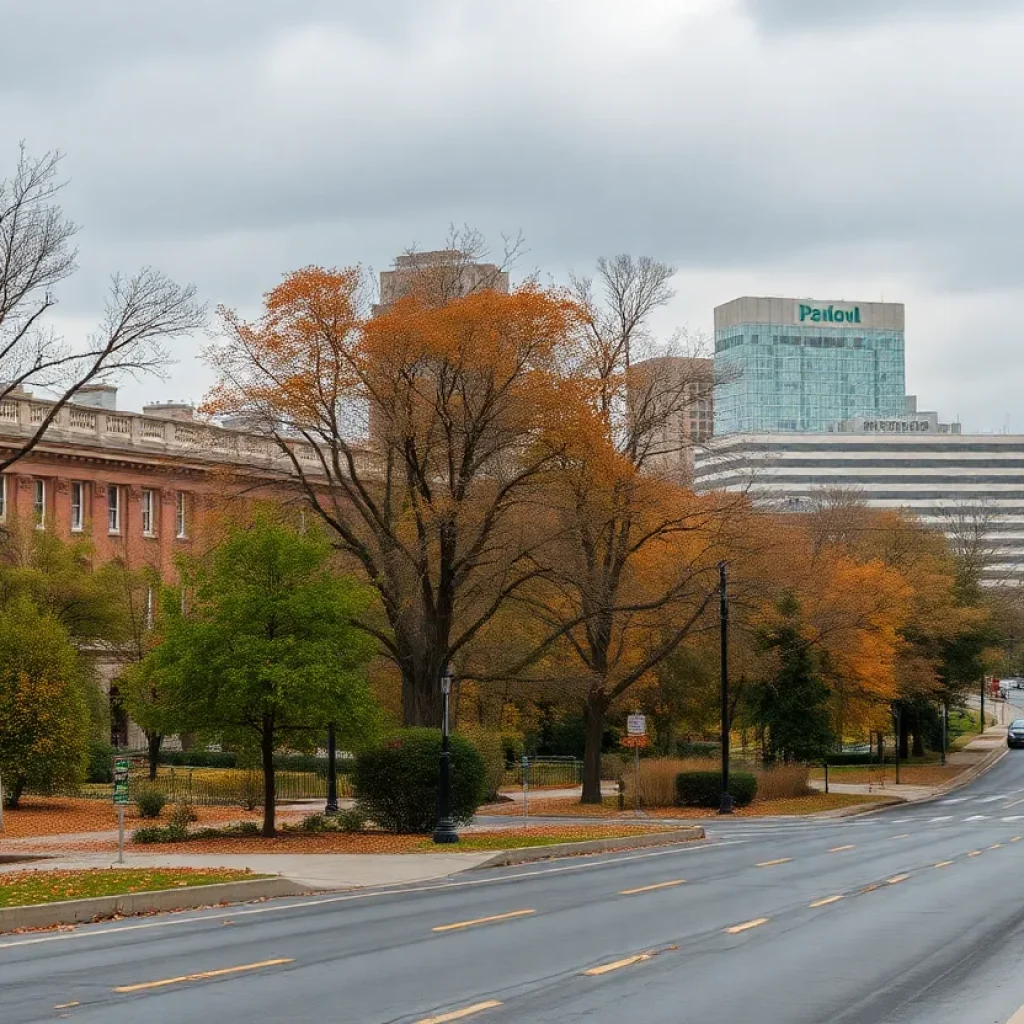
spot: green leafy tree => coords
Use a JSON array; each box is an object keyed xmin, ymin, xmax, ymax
[
  {"xmin": 136, "ymin": 517, "xmax": 379, "ymax": 836},
  {"xmin": 0, "ymin": 597, "xmax": 87, "ymax": 808},
  {"xmin": 752, "ymin": 596, "xmax": 835, "ymax": 763}
]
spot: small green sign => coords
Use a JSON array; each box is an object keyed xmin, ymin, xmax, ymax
[{"xmin": 112, "ymin": 757, "xmax": 131, "ymax": 806}]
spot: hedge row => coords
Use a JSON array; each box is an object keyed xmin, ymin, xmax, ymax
[{"xmin": 675, "ymin": 770, "xmax": 757, "ymax": 808}]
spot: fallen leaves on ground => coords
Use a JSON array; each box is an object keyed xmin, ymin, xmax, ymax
[
  {"xmin": 0, "ymin": 868, "xmax": 260, "ymax": 908},
  {"xmin": 2, "ymin": 824, "xmax": 679, "ymax": 856},
  {"xmin": 807, "ymin": 765, "xmax": 962, "ymax": 786},
  {"xmin": 478, "ymin": 793, "xmax": 883, "ymax": 818},
  {"xmin": 0, "ymin": 797, "xmax": 297, "ymax": 839}
]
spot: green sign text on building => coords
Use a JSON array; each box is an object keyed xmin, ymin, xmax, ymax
[{"xmin": 799, "ymin": 304, "xmax": 861, "ymax": 324}]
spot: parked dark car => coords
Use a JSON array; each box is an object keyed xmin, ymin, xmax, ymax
[{"xmin": 1008, "ymin": 720, "xmax": 1024, "ymax": 748}]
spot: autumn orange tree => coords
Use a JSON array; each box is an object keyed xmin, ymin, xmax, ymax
[
  {"xmin": 469, "ymin": 256, "xmax": 737, "ymax": 802},
  {"xmin": 205, "ymin": 243, "xmax": 586, "ymax": 727}
]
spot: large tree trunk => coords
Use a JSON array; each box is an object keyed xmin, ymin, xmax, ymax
[
  {"xmin": 401, "ymin": 661, "xmax": 445, "ymax": 727},
  {"xmin": 146, "ymin": 732, "xmax": 162, "ymax": 782},
  {"xmin": 898, "ymin": 712, "xmax": 910, "ymax": 760},
  {"xmin": 260, "ymin": 719, "xmax": 276, "ymax": 838},
  {"xmin": 581, "ymin": 690, "xmax": 609, "ymax": 804},
  {"xmin": 3, "ymin": 774, "xmax": 26, "ymax": 810},
  {"xmin": 911, "ymin": 722, "xmax": 925, "ymax": 758}
]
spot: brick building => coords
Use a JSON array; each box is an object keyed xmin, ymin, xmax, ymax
[{"xmin": 0, "ymin": 384, "xmax": 314, "ymax": 747}]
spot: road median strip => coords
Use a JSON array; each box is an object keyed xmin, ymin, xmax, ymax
[
  {"xmin": 470, "ymin": 826, "xmax": 704, "ymax": 869},
  {"xmin": 0, "ymin": 877, "xmax": 310, "ymax": 934}
]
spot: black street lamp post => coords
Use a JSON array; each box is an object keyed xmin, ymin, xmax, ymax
[
  {"xmin": 719, "ymin": 561, "xmax": 733, "ymax": 815},
  {"xmin": 325, "ymin": 721, "xmax": 338, "ymax": 815},
  {"xmin": 433, "ymin": 663, "xmax": 459, "ymax": 844}
]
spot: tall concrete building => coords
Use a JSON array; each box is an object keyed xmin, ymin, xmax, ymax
[
  {"xmin": 631, "ymin": 355, "xmax": 714, "ymax": 482},
  {"xmin": 374, "ymin": 251, "xmax": 509, "ymax": 315},
  {"xmin": 714, "ymin": 296, "xmax": 906, "ymax": 435}
]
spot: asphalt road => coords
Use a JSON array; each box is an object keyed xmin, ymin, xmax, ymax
[{"xmin": 7, "ymin": 752, "xmax": 1024, "ymax": 1023}]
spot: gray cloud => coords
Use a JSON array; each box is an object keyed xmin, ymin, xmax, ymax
[
  {"xmin": 741, "ymin": 0, "xmax": 1022, "ymax": 31},
  {"xmin": 2, "ymin": 0, "xmax": 1024, "ymax": 429}
]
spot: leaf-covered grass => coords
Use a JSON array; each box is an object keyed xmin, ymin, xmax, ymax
[
  {"xmin": 0, "ymin": 868, "xmax": 264, "ymax": 908},
  {"xmin": 417, "ymin": 825, "xmax": 676, "ymax": 852}
]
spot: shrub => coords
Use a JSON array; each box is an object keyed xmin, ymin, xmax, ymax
[
  {"xmin": 353, "ymin": 728, "xmax": 486, "ymax": 833},
  {"xmin": 624, "ymin": 758, "xmax": 733, "ymax": 808},
  {"xmin": 754, "ymin": 764, "xmax": 811, "ymax": 800},
  {"xmin": 167, "ymin": 802, "xmax": 197, "ymax": 831},
  {"xmin": 87, "ymin": 741, "xmax": 116, "ymax": 784},
  {"xmin": 501, "ymin": 732, "xmax": 525, "ymax": 767},
  {"xmin": 132, "ymin": 820, "xmax": 188, "ymax": 844},
  {"xmin": 190, "ymin": 821, "xmax": 260, "ymax": 839},
  {"xmin": 135, "ymin": 786, "xmax": 167, "ymax": 819},
  {"xmin": 675, "ymin": 770, "xmax": 757, "ymax": 808},
  {"xmin": 157, "ymin": 750, "xmax": 239, "ymax": 769},
  {"xmin": 462, "ymin": 729, "xmax": 505, "ymax": 802},
  {"xmin": 336, "ymin": 807, "xmax": 366, "ymax": 832},
  {"xmin": 823, "ymin": 752, "xmax": 893, "ymax": 766}
]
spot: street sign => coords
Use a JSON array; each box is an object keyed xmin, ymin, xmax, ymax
[
  {"xmin": 620, "ymin": 734, "xmax": 649, "ymax": 749},
  {"xmin": 112, "ymin": 757, "xmax": 131, "ymax": 806},
  {"xmin": 626, "ymin": 714, "xmax": 647, "ymax": 736}
]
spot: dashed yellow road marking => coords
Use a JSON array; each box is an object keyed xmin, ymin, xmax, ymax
[
  {"xmin": 619, "ymin": 880, "xmax": 685, "ymax": 895},
  {"xmin": 755, "ymin": 858, "xmax": 791, "ymax": 868},
  {"xmin": 582, "ymin": 954, "xmax": 652, "ymax": 976},
  {"xmin": 891, "ymin": 834, "xmax": 910, "ymax": 840},
  {"xmin": 887, "ymin": 874, "xmax": 910, "ymax": 885},
  {"xmin": 935, "ymin": 860, "xmax": 954, "ymax": 868},
  {"xmin": 990, "ymin": 843, "xmax": 1004, "ymax": 850},
  {"xmin": 433, "ymin": 910, "xmax": 535, "ymax": 932},
  {"xmin": 724, "ymin": 917, "xmax": 770, "ymax": 934},
  {"xmin": 416, "ymin": 1001, "xmax": 503, "ymax": 1024},
  {"xmin": 1012, "ymin": 836, "xmax": 1023, "ymax": 843},
  {"xmin": 809, "ymin": 895, "xmax": 845, "ymax": 908},
  {"xmin": 112, "ymin": 958, "xmax": 293, "ymax": 993},
  {"xmin": 860, "ymin": 883, "xmax": 881, "ymax": 893},
  {"xmin": 967, "ymin": 850, "xmax": 983, "ymax": 857},
  {"xmin": 829, "ymin": 844, "xmax": 855, "ymax": 853},
  {"xmin": 54, "ymin": 1003, "xmax": 79, "ymax": 1010}
]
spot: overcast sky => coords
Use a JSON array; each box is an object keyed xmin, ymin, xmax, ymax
[{"xmin": 2, "ymin": 0, "xmax": 1022, "ymax": 430}]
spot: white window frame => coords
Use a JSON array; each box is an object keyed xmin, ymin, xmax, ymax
[
  {"xmin": 70, "ymin": 481, "xmax": 84, "ymax": 532},
  {"xmin": 107, "ymin": 484, "xmax": 121, "ymax": 534},
  {"xmin": 141, "ymin": 488, "xmax": 155, "ymax": 537},
  {"xmin": 176, "ymin": 491, "xmax": 188, "ymax": 539},
  {"xmin": 0, "ymin": 475, "xmax": 7, "ymax": 522},
  {"xmin": 33, "ymin": 479, "xmax": 45, "ymax": 529}
]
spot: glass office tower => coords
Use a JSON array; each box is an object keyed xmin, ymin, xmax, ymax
[{"xmin": 713, "ymin": 296, "xmax": 906, "ymax": 434}]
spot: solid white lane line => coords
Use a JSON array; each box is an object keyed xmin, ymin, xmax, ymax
[
  {"xmin": 938, "ymin": 798, "xmax": 968, "ymax": 805},
  {"xmin": 1003, "ymin": 816, "xmax": 1024, "ymax": 822}
]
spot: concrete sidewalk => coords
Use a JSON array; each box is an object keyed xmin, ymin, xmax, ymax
[
  {"xmin": 0, "ymin": 850, "xmax": 495, "ymax": 889},
  {"xmin": 807, "ymin": 718, "xmax": 1010, "ymax": 803}
]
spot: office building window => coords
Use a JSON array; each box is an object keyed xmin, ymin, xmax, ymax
[
  {"xmin": 107, "ymin": 484, "xmax": 120, "ymax": 533},
  {"xmin": 141, "ymin": 489, "xmax": 155, "ymax": 536},
  {"xmin": 71, "ymin": 482, "xmax": 84, "ymax": 532},
  {"xmin": 176, "ymin": 491, "xmax": 188, "ymax": 539},
  {"xmin": 33, "ymin": 479, "xmax": 45, "ymax": 528}
]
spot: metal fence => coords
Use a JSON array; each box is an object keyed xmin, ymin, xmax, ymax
[
  {"xmin": 503, "ymin": 756, "xmax": 583, "ymax": 789},
  {"xmin": 73, "ymin": 767, "xmax": 353, "ymax": 806}
]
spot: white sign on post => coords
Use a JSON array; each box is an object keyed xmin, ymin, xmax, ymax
[{"xmin": 627, "ymin": 714, "xmax": 647, "ymax": 736}]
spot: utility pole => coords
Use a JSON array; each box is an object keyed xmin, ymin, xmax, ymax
[
  {"xmin": 719, "ymin": 561, "xmax": 733, "ymax": 815},
  {"xmin": 980, "ymin": 676, "xmax": 986, "ymax": 733}
]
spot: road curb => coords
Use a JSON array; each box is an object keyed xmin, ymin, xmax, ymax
[
  {"xmin": 470, "ymin": 827, "xmax": 705, "ymax": 869},
  {"xmin": 0, "ymin": 877, "xmax": 311, "ymax": 934}
]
